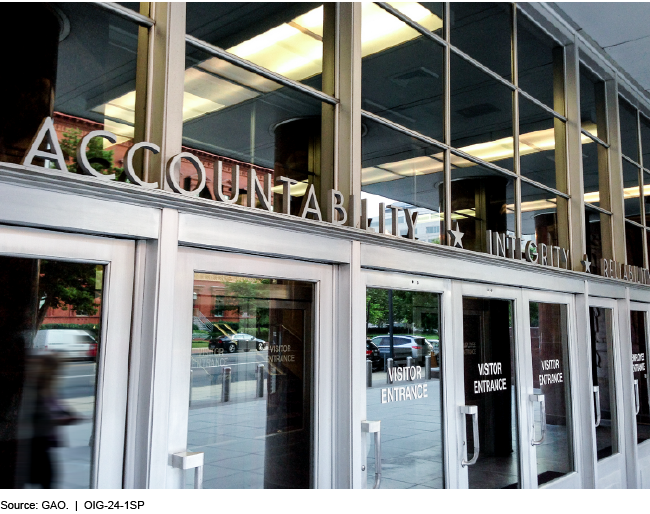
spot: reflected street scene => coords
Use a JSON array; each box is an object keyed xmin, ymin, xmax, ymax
[
  {"xmin": 187, "ymin": 273, "xmax": 314, "ymax": 488},
  {"xmin": 0, "ymin": 257, "xmax": 103, "ymax": 488},
  {"xmin": 365, "ymin": 288, "xmax": 443, "ymax": 489}
]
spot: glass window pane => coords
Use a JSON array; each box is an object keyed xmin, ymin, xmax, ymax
[
  {"xmin": 641, "ymin": 115, "xmax": 650, "ymax": 169},
  {"xmin": 582, "ymin": 138, "xmax": 607, "ymax": 209},
  {"xmin": 451, "ymin": 155, "xmax": 515, "ymax": 252},
  {"xmin": 450, "ymin": 3, "xmax": 512, "ymax": 81},
  {"xmin": 1, "ymin": 257, "xmax": 104, "ymax": 488},
  {"xmin": 589, "ymin": 307, "xmax": 618, "ymax": 460},
  {"xmin": 517, "ymin": 13, "xmax": 563, "ymax": 110},
  {"xmin": 186, "ymin": 3, "xmax": 324, "ymax": 91},
  {"xmin": 630, "ymin": 311, "xmax": 650, "ymax": 444},
  {"xmin": 585, "ymin": 207, "xmax": 608, "ymax": 276},
  {"xmin": 182, "ymin": 48, "xmax": 325, "ymax": 211},
  {"xmin": 519, "ymin": 94, "xmax": 563, "ymax": 190},
  {"xmin": 579, "ymin": 64, "xmax": 606, "ymax": 140},
  {"xmin": 463, "ymin": 298, "xmax": 519, "ymax": 488},
  {"xmin": 366, "ymin": 288, "xmax": 443, "ymax": 489},
  {"xmin": 361, "ymin": 118, "xmax": 444, "ymax": 243},
  {"xmin": 521, "ymin": 182, "xmax": 559, "ymax": 249},
  {"xmin": 451, "ymin": 54, "xmax": 514, "ymax": 171},
  {"xmin": 0, "ymin": 4, "xmax": 140, "ymax": 176},
  {"xmin": 626, "ymin": 221, "xmax": 644, "ymax": 268},
  {"xmin": 529, "ymin": 302, "xmax": 574, "ymax": 484},
  {"xmin": 188, "ymin": 273, "xmax": 314, "ymax": 488},
  {"xmin": 622, "ymin": 160, "xmax": 641, "ymax": 222},
  {"xmin": 619, "ymin": 97, "xmax": 639, "ymax": 162},
  {"xmin": 361, "ymin": 8, "xmax": 444, "ymax": 142}
]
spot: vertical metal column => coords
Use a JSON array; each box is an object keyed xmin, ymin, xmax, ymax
[
  {"xmin": 388, "ymin": 289, "xmax": 394, "ymax": 360},
  {"xmin": 425, "ymin": 355, "xmax": 431, "ymax": 380},
  {"xmin": 222, "ymin": 366, "xmax": 231, "ymax": 402}
]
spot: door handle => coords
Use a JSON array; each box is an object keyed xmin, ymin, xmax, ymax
[
  {"xmin": 362, "ymin": 420, "xmax": 381, "ymax": 489},
  {"xmin": 459, "ymin": 405, "xmax": 479, "ymax": 466},
  {"xmin": 634, "ymin": 379, "xmax": 640, "ymax": 415},
  {"xmin": 172, "ymin": 451, "xmax": 204, "ymax": 489},
  {"xmin": 530, "ymin": 394, "xmax": 546, "ymax": 446},
  {"xmin": 593, "ymin": 386, "xmax": 601, "ymax": 427}
]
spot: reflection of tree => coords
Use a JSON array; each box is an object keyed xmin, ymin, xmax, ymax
[
  {"xmin": 59, "ymin": 128, "xmax": 124, "ymax": 179},
  {"xmin": 366, "ymin": 288, "xmax": 439, "ymax": 333},
  {"xmin": 218, "ymin": 278, "xmax": 272, "ymax": 338},
  {"xmin": 35, "ymin": 261, "xmax": 99, "ymax": 333}
]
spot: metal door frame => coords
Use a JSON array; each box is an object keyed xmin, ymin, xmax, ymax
[
  {"xmin": 0, "ymin": 224, "xmax": 135, "ymax": 488},
  {"xmin": 159, "ymin": 246, "xmax": 334, "ymax": 488},
  {"xmin": 587, "ymin": 297, "xmax": 628, "ymax": 488}
]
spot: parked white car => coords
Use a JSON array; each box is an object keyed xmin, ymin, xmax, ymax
[{"xmin": 33, "ymin": 329, "xmax": 98, "ymax": 361}]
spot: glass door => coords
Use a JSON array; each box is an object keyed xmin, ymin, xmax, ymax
[
  {"xmin": 453, "ymin": 283, "xmax": 580, "ymax": 489},
  {"xmin": 587, "ymin": 299, "xmax": 626, "ymax": 488},
  {"xmin": 363, "ymin": 285, "xmax": 444, "ymax": 489},
  {"xmin": 0, "ymin": 226, "xmax": 134, "ymax": 488},
  {"xmin": 165, "ymin": 247, "xmax": 333, "ymax": 489}
]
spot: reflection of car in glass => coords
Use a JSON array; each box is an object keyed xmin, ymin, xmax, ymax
[
  {"xmin": 33, "ymin": 329, "xmax": 98, "ymax": 361},
  {"xmin": 209, "ymin": 333, "xmax": 267, "ymax": 353},
  {"xmin": 366, "ymin": 340, "xmax": 383, "ymax": 371},
  {"xmin": 371, "ymin": 335, "xmax": 431, "ymax": 365}
]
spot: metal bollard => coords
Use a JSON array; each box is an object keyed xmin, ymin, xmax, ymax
[
  {"xmin": 386, "ymin": 358, "xmax": 394, "ymax": 384},
  {"xmin": 256, "ymin": 364, "xmax": 264, "ymax": 398},
  {"xmin": 271, "ymin": 370, "xmax": 277, "ymax": 394},
  {"xmin": 406, "ymin": 356, "xmax": 413, "ymax": 380},
  {"xmin": 425, "ymin": 355, "xmax": 431, "ymax": 380},
  {"xmin": 366, "ymin": 359, "xmax": 373, "ymax": 388},
  {"xmin": 222, "ymin": 366, "xmax": 231, "ymax": 402}
]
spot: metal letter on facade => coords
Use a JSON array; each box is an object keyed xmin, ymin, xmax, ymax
[
  {"xmin": 378, "ymin": 202, "xmax": 386, "ymax": 234},
  {"xmin": 277, "ymin": 176, "xmax": 298, "ymax": 214},
  {"xmin": 326, "ymin": 189, "xmax": 348, "ymax": 225},
  {"xmin": 166, "ymin": 152, "xmax": 206, "ymax": 197},
  {"xmin": 389, "ymin": 205, "xmax": 402, "ymax": 236},
  {"xmin": 124, "ymin": 142, "xmax": 160, "ymax": 188},
  {"xmin": 77, "ymin": 130, "xmax": 118, "ymax": 179},
  {"xmin": 247, "ymin": 168, "xmax": 272, "ymax": 211},
  {"xmin": 22, "ymin": 116, "xmax": 68, "ymax": 172},
  {"xmin": 404, "ymin": 208, "xmax": 418, "ymax": 239},
  {"xmin": 298, "ymin": 183, "xmax": 322, "ymax": 221},
  {"xmin": 525, "ymin": 241, "xmax": 538, "ymax": 263},
  {"xmin": 214, "ymin": 161, "xmax": 240, "ymax": 203}
]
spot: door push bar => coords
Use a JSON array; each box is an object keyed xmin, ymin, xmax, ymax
[
  {"xmin": 530, "ymin": 394, "xmax": 546, "ymax": 446},
  {"xmin": 593, "ymin": 386, "xmax": 601, "ymax": 427},
  {"xmin": 459, "ymin": 405, "xmax": 479, "ymax": 466},
  {"xmin": 172, "ymin": 451, "xmax": 205, "ymax": 489},
  {"xmin": 362, "ymin": 420, "xmax": 381, "ymax": 489},
  {"xmin": 634, "ymin": 379, "xmax": 640, "ymax": 415}
]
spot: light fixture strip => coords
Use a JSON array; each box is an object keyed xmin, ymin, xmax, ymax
[
  {"xmin": 91, "ymin": 1, "xmax": 154, "ymax": 28},
  {"xmin": 375, "ymin": 2, "xmax": 447, "ymax": 47},
  {"xmin": 185, "ymin": 35, "xmax": 338, "ymax": 106}
]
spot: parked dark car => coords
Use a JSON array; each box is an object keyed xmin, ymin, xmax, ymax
[
  {"xmin": 371, "ymin": 335, "xmax": 431, "ymax": 365},
  {"xmin": 209, "ymin": 333, "xmax": 266, "ymax": 353},
  {"xmin": 366, "ymin": 340, "xmax": 383, "ymax": 371}
]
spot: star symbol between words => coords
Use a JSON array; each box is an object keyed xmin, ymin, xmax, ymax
[
  {"xmin": 448, "ymin": 222, "xmax": 464, "ymax": 248},
  {"xmin": 581, "ymin": 254, "xmax": 592, "ymax": 273}
]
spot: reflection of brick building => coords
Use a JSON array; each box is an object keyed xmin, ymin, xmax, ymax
[
  {"xmin": 53, "ymin": 113, "xmax": 273, "ymax": 201},
  {"xmin": 42, "ymin": 304, "xmax": 101, "ymax": 326},
  {"xmin": 193, "ymin": 275, "xmax": 251, "ymax": 328}
]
